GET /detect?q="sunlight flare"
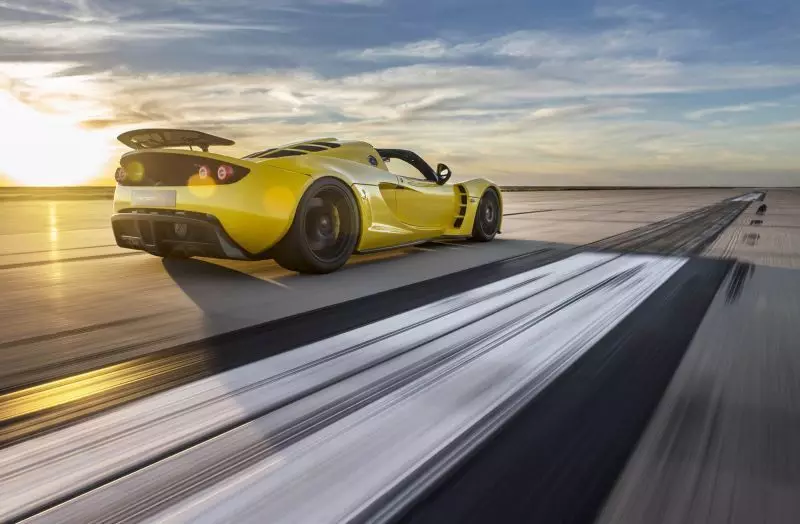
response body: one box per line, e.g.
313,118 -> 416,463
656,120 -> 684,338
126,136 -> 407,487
0,92 -> 113,186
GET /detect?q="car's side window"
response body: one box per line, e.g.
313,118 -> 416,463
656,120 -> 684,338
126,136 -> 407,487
378,149 -> 438,183
386,158 -> 429,181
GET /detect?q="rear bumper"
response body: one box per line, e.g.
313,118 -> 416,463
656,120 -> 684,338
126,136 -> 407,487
111,210 -> 251,260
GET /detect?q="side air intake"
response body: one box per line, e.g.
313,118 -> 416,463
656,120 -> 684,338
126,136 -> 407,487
453,185 -> 468,228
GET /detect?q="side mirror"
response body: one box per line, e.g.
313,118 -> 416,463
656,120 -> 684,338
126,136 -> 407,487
436,163 -> 452,185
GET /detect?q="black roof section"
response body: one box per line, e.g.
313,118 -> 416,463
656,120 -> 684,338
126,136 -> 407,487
243,139 -> 342,159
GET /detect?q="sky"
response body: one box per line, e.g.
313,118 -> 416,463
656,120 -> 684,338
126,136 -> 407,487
0,0 -> 799,186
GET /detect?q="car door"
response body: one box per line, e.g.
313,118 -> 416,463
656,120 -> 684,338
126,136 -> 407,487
393,173 -> 456,229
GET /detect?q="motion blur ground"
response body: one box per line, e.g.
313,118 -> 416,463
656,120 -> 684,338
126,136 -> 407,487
598,190 -> 800,524
0,189 -> 742,389
1,189 -> 799,523
706,189 -> 800,269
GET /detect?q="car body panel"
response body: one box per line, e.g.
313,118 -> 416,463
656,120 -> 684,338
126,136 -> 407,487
111,131 -> 502,260
114,149 -> 312,254
394,175 -> 456,229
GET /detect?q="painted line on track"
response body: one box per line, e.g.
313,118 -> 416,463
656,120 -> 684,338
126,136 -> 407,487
2,253 -> 686,523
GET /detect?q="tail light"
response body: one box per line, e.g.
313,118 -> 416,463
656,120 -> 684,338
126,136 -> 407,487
217,164 -> 233,181
115,167 -> 127,183
117,153 -> 250,186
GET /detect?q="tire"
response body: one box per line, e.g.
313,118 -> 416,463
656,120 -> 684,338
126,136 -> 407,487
471,188 -> 500,242
272,178 -> 360,274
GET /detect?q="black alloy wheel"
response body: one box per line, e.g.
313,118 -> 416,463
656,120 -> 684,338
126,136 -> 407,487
471,189 -> 500,242
272,178 -> 360,274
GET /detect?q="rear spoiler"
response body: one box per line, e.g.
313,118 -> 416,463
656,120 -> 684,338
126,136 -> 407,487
117,128 -> 235,152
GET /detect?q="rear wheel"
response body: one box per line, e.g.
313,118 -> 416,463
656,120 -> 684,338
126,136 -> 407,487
471,189 -> 500,242
272,178 -> 360,274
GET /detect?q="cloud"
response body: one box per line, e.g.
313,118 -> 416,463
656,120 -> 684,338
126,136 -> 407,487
5,53 -> 800,147
309,0 -> 385,4
0,20 -> 287,51
529,103 -> 644,121
685,102 -> 781,120
766,120 -> 800,130
0,60 -> 80,80
8,62 -> 796,176
0,0 -> 384,24
2,0 -> 800,185
345,25 -> 708,62
0,0 -> 118,23
351,39 -> 464,60
594,4 -> 666,22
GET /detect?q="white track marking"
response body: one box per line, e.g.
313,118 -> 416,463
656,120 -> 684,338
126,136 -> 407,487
1,253 -> 615,521
263,278 -> 290,289
731,193 -> 764,202
25,255 -> 685,524
141,255 -> 685,524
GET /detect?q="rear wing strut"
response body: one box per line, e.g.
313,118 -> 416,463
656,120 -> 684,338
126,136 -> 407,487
117,128 -> 235,152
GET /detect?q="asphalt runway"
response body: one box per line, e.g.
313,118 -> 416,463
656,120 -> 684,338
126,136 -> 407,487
3,187 -> 798,524
598,262 -> 800,524
598,191 -> 800,524
706,189 -> 800,269
0,188 -> 742,390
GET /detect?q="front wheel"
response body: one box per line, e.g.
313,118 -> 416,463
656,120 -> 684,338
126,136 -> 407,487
272,178 -> 360,274
471,189 -> 500,242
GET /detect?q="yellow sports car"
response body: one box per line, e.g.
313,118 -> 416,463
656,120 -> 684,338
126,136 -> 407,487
111,129 -> 503,274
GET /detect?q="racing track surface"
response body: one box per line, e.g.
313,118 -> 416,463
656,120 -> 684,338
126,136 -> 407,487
0,189 -> 742,392
2,188 -> 800,523
0,189 -> 743,444
598,189 -> 800,524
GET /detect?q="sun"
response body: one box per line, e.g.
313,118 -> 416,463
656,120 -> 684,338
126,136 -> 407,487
0,92 -> 113,186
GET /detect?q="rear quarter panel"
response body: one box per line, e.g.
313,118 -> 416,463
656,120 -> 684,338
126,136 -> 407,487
114,158 -> 312,254
257,142 -> 421,251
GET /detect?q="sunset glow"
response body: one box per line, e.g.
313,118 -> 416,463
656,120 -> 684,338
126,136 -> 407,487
0,92 -> 113,186
1,1 -> 799,186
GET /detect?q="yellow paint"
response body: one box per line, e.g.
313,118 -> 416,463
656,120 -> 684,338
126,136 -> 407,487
394,177 -> 458,228
263,186 -> 295,218
187,172 -> 218,199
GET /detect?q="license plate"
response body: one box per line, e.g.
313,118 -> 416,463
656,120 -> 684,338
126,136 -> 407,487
131,189 -> 176,207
